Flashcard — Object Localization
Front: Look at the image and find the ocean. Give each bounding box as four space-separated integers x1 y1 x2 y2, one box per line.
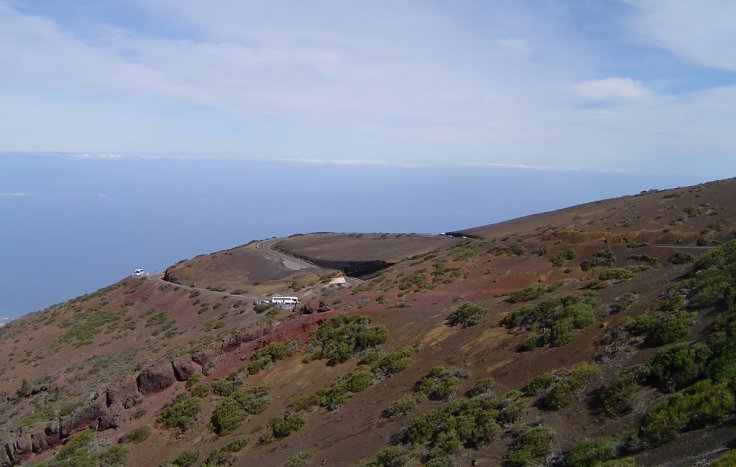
0 154 706 318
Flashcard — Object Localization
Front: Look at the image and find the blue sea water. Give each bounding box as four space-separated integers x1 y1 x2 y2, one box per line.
0 154 708 318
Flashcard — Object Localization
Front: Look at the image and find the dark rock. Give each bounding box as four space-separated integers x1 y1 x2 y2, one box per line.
136 364 176 395
298 300 330 314
105 382 141 409
171 359 200 382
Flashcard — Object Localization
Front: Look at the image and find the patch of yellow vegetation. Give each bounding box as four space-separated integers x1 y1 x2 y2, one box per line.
460 327 506 352
420 323 454 346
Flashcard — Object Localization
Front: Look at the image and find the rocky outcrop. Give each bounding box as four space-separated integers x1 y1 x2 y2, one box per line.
298 299 330 314
0 403 117 466
136 363 176 395
171 359 201 382
105 381 142 409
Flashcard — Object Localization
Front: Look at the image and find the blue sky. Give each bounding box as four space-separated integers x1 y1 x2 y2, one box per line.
1 0 735 175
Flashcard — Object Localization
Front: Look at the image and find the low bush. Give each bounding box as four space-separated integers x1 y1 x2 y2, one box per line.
415 366 464 401
211 398 247 435
646 343 711 392
171 449 199 467
203 437 248 466
640 379 735 445
248 340 295 374
308 315 388 365
117 426 151 444
600 366 647 416
668 252 693 265
99 445 128 467
508 426 552 466
366 446 413 467
383 394 419 419
159 394 202 432
262 411 305 441
550 250 576 267
502 293 597 349
580 249 615 271
401 392 522 462
508 281 564 304
597 268 635 282
211 386 269 435
446 303 487 328
523 362 599 410
565 436 618 467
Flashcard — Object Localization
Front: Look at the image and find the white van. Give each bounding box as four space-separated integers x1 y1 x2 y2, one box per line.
132 268 145 276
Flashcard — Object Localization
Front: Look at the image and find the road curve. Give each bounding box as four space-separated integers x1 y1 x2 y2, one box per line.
256 238 363 285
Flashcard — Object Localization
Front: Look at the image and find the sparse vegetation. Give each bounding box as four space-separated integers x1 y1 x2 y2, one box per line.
502 293 597 349
550 249 576 267
446 303 487 328
580 249 616 271
508 280 564 303
159 393 203 432
248 340 295 374
508 426 552 466
415 366 464 401
118 426 151 444
523 362 599 410
308 315 388 365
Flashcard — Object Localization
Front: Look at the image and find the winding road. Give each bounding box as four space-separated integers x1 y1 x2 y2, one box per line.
256 238 363 285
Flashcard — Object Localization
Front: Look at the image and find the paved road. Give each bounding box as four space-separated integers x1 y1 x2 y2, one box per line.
256 238 363 285
147 273 260 301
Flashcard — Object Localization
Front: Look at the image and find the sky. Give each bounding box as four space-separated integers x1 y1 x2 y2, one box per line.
0 0 735 176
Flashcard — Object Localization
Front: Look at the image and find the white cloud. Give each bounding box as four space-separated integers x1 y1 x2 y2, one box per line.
624 0 736 72
495 37 532 55
573 78 652 103
0 192 32 199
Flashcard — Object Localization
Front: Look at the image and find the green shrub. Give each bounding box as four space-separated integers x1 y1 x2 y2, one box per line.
508 281 564 303
265 411 305 440
204 437 248 466
566 437 618 467
384 394 419 419
190 384 210 398
415 366 463 401
509 242 527 256
668 252 693 265
524 362 599 410
646 343 711 392
99 445 128 467
159 394 202 432
366 446 413 467
248 340 295 374
401 392 521 459
551 250 576 267
172 448 199 467
308 315 388 365
118 426 151 444
598 268 635 282
600 366 646 416
508 426 552 466
372 347 414 376
211 397 247 435
713 449 736 467
503 293 597 349
580 249 615 271
640 379 735 445
446 303 487 328
609 293 638 314
466 377 495 397
646 310 696 346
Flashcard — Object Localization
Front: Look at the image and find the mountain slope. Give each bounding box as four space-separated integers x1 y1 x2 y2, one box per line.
2 178 736 467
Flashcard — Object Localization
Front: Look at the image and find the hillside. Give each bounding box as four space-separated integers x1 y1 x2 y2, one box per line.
2 177 736 467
